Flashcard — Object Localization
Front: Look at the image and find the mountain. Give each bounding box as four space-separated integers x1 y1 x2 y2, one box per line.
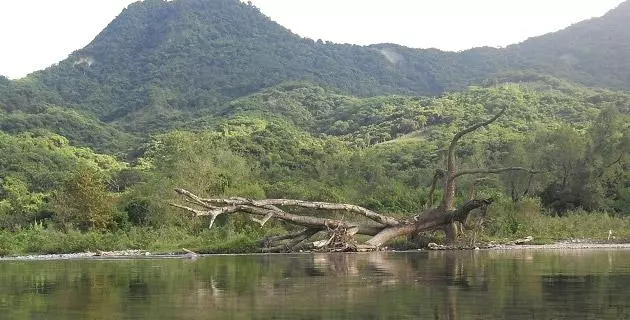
34 0 448 121
24 0 630 133
505 0 630 89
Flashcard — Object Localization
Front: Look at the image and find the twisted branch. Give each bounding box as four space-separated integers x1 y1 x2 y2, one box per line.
174 188 400 226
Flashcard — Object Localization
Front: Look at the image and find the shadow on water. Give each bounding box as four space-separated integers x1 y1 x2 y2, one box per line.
0 250 629 319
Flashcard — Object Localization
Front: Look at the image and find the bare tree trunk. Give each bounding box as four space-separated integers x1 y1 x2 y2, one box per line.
441 107 506 242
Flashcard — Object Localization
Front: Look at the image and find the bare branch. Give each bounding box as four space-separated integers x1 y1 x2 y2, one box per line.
448 107 507 155
251 212 274 227
169 203 210 217
237 205 384 235
172 195 387 236
313 234 336 249
446 107 507 175
452 167 539 180
177 190 400 227
443 107 508 210
175 189 217 209
427 169 444 207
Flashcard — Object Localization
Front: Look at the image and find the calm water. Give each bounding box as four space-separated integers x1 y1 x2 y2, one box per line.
1 250 630 319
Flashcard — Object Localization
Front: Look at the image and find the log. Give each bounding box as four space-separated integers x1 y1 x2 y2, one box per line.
172 188 492 251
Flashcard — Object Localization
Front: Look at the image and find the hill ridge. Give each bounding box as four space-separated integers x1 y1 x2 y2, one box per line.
27 0 630 128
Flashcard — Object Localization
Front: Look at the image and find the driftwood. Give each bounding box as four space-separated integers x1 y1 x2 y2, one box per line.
172 107 537 251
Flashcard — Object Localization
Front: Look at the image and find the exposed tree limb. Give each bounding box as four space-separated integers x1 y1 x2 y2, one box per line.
450 108 508 148
365 199 493 247
175 188 218 209
172 196 386 236
260 228 321 253
443 107 507 210
169 203 209 217
251 211 275 227
452 167 540 180
175 188 399 227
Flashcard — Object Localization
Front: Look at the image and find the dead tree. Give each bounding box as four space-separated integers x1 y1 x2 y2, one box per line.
172 107 536 251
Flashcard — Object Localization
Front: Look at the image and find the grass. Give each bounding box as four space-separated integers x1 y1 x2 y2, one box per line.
0 226 263 257
484 198 630 244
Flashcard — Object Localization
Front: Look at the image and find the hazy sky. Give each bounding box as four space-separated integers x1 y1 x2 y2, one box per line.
0 0 624 79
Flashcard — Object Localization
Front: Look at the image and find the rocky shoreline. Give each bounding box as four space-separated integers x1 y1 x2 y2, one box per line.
0 250 156 261
489 242 630 250
2 242 630 261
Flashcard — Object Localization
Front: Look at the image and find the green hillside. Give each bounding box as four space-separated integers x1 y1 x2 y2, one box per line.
506 1 630 89
26 0 630 131
0 77 137 154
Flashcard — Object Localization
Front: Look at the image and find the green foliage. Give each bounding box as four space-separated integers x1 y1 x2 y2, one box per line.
0 131 123 192
23 0 630 136
147 130 265 198
0 177 48 230
503 2 630 91
0 0 629 253
52 166 120 231
0 131 127 231
118 130 266 230
0 79 136 154
486 199 630 243
0 107 136 155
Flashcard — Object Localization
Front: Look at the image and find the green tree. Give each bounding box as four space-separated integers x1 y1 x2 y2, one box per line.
53 166 119 231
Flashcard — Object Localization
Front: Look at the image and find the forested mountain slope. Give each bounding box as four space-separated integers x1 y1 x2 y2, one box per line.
505 0 630 89
0 76 136 154
27 0 630 130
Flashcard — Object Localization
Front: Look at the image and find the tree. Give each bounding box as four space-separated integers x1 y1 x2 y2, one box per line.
172 107 536 251
53 166 119 231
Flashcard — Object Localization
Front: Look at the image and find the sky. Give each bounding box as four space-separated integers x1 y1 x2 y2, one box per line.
0 0 625 79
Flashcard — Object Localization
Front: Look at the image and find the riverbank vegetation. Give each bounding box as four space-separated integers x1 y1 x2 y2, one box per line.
1 78 629 255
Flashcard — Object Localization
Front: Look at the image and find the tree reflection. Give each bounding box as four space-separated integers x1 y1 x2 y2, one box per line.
0 251 629 319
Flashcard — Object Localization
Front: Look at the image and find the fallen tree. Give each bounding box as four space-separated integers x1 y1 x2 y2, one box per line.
172 107 537 252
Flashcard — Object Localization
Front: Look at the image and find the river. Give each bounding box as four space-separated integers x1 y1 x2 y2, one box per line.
1 250 629 319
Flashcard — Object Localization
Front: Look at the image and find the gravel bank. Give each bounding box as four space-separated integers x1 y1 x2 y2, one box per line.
0 250 155 261
2 242 630 260
489 242 630 250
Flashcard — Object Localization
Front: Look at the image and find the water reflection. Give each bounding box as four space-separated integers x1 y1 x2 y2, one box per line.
1 250 629 319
